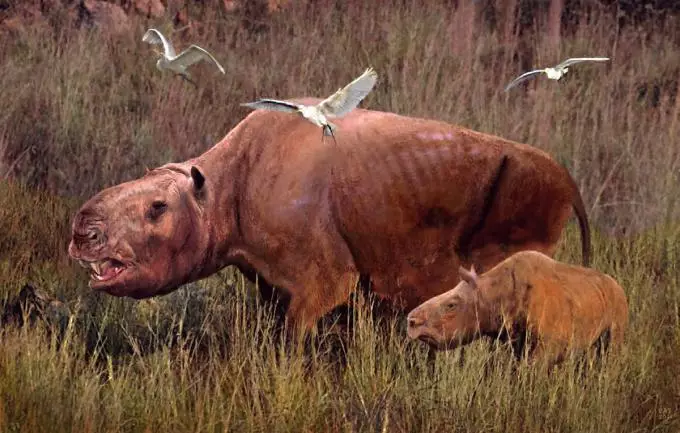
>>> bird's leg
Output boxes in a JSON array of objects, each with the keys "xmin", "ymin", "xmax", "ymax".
[
  {"xmin": 178, "ymin": 73, "xmax": 198, "ymax": 88},
  {"xmin": 329, "ymin": 127, "xmax": 338, "ymax": 146},
  {"xmin": 322, "ymin": 124, "xmax": 338, "ymax": 146}
]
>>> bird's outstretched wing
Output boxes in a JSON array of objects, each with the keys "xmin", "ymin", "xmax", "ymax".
[
  {"xmin": 504, "ymin": 69, "xmax": 546, "ymax": 92},
  {"xmin": 556, "ymin": 57, "xmax": 610, "ymax": 69},
  {"xmin": 142, "ymin": 28, "xmax": 175, "ymax": 58},
  {"xmin": 319, "ymin": 67, "xmax": 378, "ymax": 118},
  {"xmin": 241, "ymin": 99, "xmax": 301, "ymax": 113},
  {"xmin": 172, "ymin": 45, "xmax": 225, "ymax": 73}
]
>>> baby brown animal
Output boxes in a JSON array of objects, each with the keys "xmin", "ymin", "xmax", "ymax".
[
  {"xmin": 68, "ymin": 100, "xmax": 591, "ymax": 334},
  {"xmin": 407, "ymin": 250, "xmax": 628, "ymax": 365}
]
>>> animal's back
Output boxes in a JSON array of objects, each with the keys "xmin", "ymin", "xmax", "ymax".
[
  {"xmin": 509, "ymin": 251, "xmax": 628, "ymax": 350},
  {"xmin": 322, "ymin": 110, "xmax": 585, "ymax": 309}
]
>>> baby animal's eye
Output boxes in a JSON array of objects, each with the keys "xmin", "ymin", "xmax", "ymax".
[{"xmin": 445, "ymin": 302, "xmax": 458, "ymax": 310}]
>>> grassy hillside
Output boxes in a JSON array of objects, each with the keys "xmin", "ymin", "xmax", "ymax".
[{"xmin": 0, "ymin": 1, "xmax": 679, "ymax": 432}]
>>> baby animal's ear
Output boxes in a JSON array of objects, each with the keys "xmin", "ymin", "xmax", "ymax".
[{"xmin": 458, "ymin": 265, "xmax": 478, "ymax": 289}]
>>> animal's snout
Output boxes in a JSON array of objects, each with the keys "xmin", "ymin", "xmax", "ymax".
[
  {"xmin": 406, "ymin": 311, "xmax": 428, "ymax": 340},
  {"xmin": 408, "ymin": 316, "xmax": 426, "ymax": 328},
  {"xmin": 73, "ymin": 206, "xmax": 104, "ymax": 232},
  {"xmin": 73, "ymin": 218, "xmax": 105, "ymax": 241},
  {"xmin": 70, "ymin": 225, "xmax": 107, "ymax": 254},
  {"xmin": 70, "ymin": 208, "xmax": 108, "ymax": 257}
]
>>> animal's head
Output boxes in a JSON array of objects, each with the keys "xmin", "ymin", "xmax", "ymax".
[
  {"xmin": 406, "ymin": 266, "xmax": 486, "ymax": 349},
  {"xmin": 68, "ymin": 164, "xmax": 210, "ymax": 299}
]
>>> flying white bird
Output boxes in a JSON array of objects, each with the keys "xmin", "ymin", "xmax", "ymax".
[
  {"xmin": 142, "ymin": 28, "xmax": 225, "ymax": 86},
  {"xmin": 504, "ymin": 57, "xmax": 610, "ymax": 92},
  {"xmin": 240, "ymin": 67, "xmax": 379, "ymax": 143}
]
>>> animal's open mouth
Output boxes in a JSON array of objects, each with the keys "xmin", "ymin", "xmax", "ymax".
[
  {"xmin": 78, "ymin": 258, "xmax": 127, "ymax": 283},
  {"xmin": 418, "ymin": 334, "xmax": 461, "ymax": 351},
  {"xmin": 417, "ymin": 334, "xmax": 442, "ymax": 347}
]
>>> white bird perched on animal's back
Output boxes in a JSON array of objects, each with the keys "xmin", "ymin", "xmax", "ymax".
[
  {"xmin": 504, "ymin": 57, "xmax": 610, "ymax": 92},
  {"xmin": 142, "ymin": 28, "xmax": 225, "ymax": 86},
  {"xmin": 240, "ymin": 67, "xmax": 379, "ymax": 141}
]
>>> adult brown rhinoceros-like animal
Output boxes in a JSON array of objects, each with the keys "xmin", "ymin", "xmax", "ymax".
[
  {"xmin": 68, "ymin": 99, "xmax": 591, "ymax": 332},
  {"xmin": 406, "ymin": 250, "xmax": 628, "ymax": 365}
]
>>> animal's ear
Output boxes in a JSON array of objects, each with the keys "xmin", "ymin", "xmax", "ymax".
[
  {"xmin": 458, "ymin": 265, "xmax": 478, "ymax": 289},
  {"xmin": 190, "ymin": 166, "xmax": 205, "ymax": 190}
]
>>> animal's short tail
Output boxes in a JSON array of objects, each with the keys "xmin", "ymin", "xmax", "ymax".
[{"xmin": 565, "ymin": 170, "xmax": 592, "ymax": 267}]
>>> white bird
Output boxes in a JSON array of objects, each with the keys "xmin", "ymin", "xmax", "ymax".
[
  {"xmin": 504, "ymin": 57, "xmax": 610, "ymax": 92},
  {"xmin": 142, "ymin": 28, "xmax": 225, "ymax": 87},
  {"xmin": 240, "ymin": 67, "xmax": 379, "ymax": 142}
]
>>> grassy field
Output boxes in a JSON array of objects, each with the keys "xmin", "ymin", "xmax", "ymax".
[{"xmin": 1, "ymin": 0, "xmax": 679, "ymax": 431}]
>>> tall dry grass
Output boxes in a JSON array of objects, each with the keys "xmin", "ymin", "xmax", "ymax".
[
  {"xmin": 0, "ymin": 0, "xmax": 679, "ymax": 432},
  {"xmin": 0, "ymin": 227, "xmax": 678, "ymax": 432}
]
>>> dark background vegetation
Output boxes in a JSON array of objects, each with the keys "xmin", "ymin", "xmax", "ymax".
[{"xmin": 0, "ymin": 0, "xmax": 678, "ymax": 431}]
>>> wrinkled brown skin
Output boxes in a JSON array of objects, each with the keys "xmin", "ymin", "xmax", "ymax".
[
  {"xmin": 406, "ymin": 250, "xmax": 629, "ymax": 366},
  {"xmin": 68, "ymin": 98, "xmax": 591, "ymax": 333}
]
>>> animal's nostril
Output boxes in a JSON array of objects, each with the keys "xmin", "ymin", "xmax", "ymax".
[
  {"xmin": 73, "ymin": 224, "xmax": 105, "ymax": 245},
  {"xmin": 408, "ymin": 316, "xmax": 425, "ymax": 328}
]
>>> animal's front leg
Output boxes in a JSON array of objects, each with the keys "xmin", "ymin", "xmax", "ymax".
[
  {"xmin": 284, "ymin": 270, "xmax": 360, "ymax": 336},
  {"xmin": 526, "ymin": 340, "xmax": 564, "ymax": 374}
]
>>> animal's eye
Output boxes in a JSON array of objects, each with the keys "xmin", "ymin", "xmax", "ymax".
[
  {"xmin": 147, "ymin": 200, "xmax": 168, "ymax": 220},
  {"xmin": 446, "ymin": 302, "xmax": 458, "ymax": 310}
]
